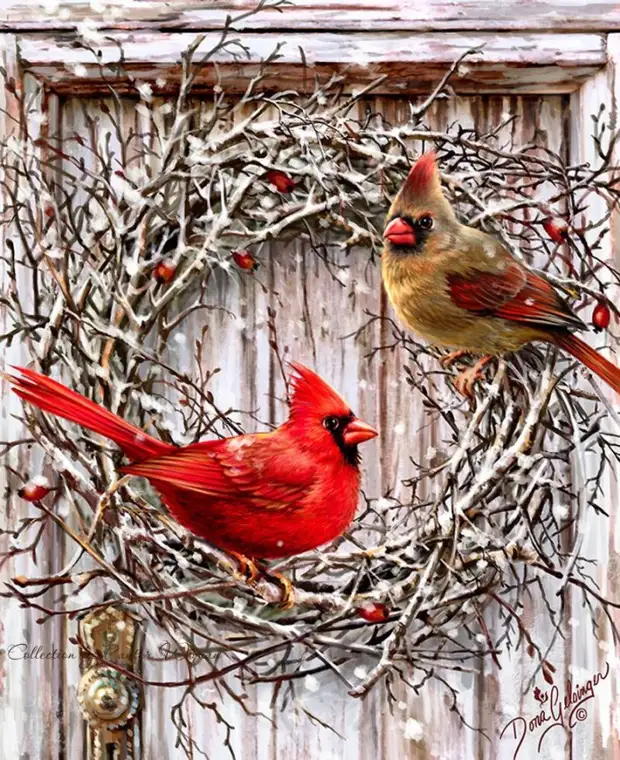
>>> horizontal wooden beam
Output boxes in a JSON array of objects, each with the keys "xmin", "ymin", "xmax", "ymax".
[
  {"xmin": 2, "ymin": 1, "xmax": 620, "ymax": 33},
  {"xmin": 18, "ymin": 32, "xmax": 606, "ymax": 96}
]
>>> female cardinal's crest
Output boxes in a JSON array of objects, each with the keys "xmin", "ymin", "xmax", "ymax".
[
  {"xmin": 288, "ymin": 362, "xmax": 351, "ymax": 419},
  {"xmin": 403, "ymin": 151, "xmax": 439, "ymax": 198}
]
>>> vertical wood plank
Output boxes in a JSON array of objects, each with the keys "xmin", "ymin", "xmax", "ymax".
[{"xmin": 568, "ymin": 35, "xmax": 620, "ymax": 760}]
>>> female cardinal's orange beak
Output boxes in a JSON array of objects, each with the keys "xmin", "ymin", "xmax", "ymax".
[
  {"xmin": 384, "ymin": 217, "xmax": 416, "ymax": 246},
  {"xmin": 342, "ymin": 418, "xmax": 378, "ymax": 446}
]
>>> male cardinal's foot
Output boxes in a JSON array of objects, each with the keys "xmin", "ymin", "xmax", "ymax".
[
  {"xmin": 265, "ymin": 569, "xmax": 295, "ymax": 609},
  {"xmin": 228, "ymin": 555, "xmax": 295, "ymax": 608},
  {"xmin": 440, "ymin": 350, "xmax": 471, "ymax": 368},
  {"xmin": 229, "ymin": 552, "xmax": 259, "ymax": 585},
  {"xmin": 453, "ymin": 356, "xmax": 493, "ymax": 398}
]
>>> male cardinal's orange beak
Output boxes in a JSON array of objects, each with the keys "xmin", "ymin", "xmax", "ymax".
[
  {"xmin": 342, "ymin": 418, "xmax": 378, "ymax": 446},
  {"xmin": 384, "ymin": 217, "xmax": 416, "ymax": 246}
]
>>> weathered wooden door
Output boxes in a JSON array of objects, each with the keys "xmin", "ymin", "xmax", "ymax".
[{"xmin": 1, "ymin": 3, "xmax": 619, "ymax": 759}]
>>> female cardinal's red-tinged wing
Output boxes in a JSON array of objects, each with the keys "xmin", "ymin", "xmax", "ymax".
[
  {"xmin": 121, "ymin": 433, "xmax": 314, "ymax": 507},
  {"xmin": 447, "ymin": 260, "xmax": 585, "ymax": 331}
]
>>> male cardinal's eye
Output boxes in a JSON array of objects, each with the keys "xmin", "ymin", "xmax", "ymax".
[
  {"xmin": 323, "ymin": 416, "xmax": 340, "ymax": 431},
  {"xmin": 418, "ymin": 215, "xmax": 433, "ymax": 230}
]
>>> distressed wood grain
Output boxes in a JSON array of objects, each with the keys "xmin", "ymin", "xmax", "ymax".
[
  {"xmin": 2, "ymin": 0, "xmax": 620, "ymax": 33},
  {"xmin": 16, "ymin": 32, "xmax": 605, "ymax": 96}
]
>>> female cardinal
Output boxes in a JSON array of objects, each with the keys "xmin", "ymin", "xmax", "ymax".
[
  {"xmin": 382, "ymin": 151, "xmax": 620, "ymax": 397},
  {"xmin": 7, "ymin": 363, "xmax": 377, "ymax": 606}
]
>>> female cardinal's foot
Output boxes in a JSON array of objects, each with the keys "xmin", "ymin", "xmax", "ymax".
[
  {"xmin": 453, "ymin": 356, "xmax": 493, "ymax": 398},
  {"xmin": 440, "ymin": 349, "xmax": 471, "ymax": 368}
]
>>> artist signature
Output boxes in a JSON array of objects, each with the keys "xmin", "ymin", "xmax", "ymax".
[{"xmin": 500, "ymin": 662, "xmax": 609, "ymax": 759}]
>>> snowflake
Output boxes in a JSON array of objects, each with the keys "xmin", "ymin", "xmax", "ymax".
[
  {"xmin": 42, "ymin": 0, "xmax": 59, "ymax": 13},
  {"xmin": 354, "ymin": 666, "xmax": 367, "ymax": 679},
  {"xmin": 69, "ymin": 63, "xmax": 88, "ymax": 78},
  {"xmin": 304, "ymin": 674, "xmax": 319, "ymax": 692},
  {"xmin": 137, "ymin": 82, "xmax": 153, "ymax": 102},
  {"xmin": 403, "ymin": 718, "xmax": 424, "ymax": 742},
  {"xmin": 77, "ymin": 19, "xmax": 105, "ymax": 44},
  {"xmin": 375, "ymin": 497, "xmax": 392, "ymax": 511}
]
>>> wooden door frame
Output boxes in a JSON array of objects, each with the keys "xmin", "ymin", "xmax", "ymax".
[{"xmin": 1, "ymin": 4, "xmax": 619, "ymax": 758}]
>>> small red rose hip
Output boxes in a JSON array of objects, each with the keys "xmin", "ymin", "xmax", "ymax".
[
  {"xmin": 592, "ymin": 301, "xmax": 611, "ymax": 331},
  {"xmin": 19, "ymin": 477, "xmax": 51, "ymax": 502},
  {"xmin": 232, "ymin": 250, "xmax": 258, "ymax": 271},
  {"xmin": 357, "ymin": 601, "xmax": 390, "ymax": 623},
  {"xmin": 265, "ymin": 170, "xmax": 296, "ymax": 194},
  {"xmin": 542, "ymin": 217, "xmax": 568, "ymax": 244},
  {"xmin": 153, "ymin": 260, "xmax": 176, "ymax": 284}
]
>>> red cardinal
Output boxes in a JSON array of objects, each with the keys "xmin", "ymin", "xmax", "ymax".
[
  {"xmin": 382, "ymin": 151, "xmax": 620, "ymax": 397},
  {"xmin": 7, "ymin": 363, "xmax": 377, "ymax": 605}
]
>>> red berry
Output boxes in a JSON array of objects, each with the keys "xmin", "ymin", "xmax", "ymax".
[
  {"xmin": 542, "ymin": 217, "xmax": 568, "ymax": 244},
  {"xmin": 232, "ymin": 250, "xmax": 258, "ymax": 271},
  {"xmin": 357, "ymin": 601, "xmax": 390, "ymax": 623},
  {"xmin": 592, "ymin": 301, "xmax": 611, "ymax": 331},
  {"xmin": 19, "ymin": 478, "xmax": 51, "ymax": 502},
  {"xmin": 265, "ymin": 170, "xmax": 296, "ymax": 194},
  {"xmin": 154, "ymin": 260, "xmax": 176, "ymax": 284}
]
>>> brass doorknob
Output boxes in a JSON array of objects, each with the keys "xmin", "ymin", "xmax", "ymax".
[{"xmin": 77, "ymin": 666, "xmax": 140, "ymax": 730}]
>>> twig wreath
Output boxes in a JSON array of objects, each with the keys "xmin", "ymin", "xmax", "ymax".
[{"xmin": 2, "ymin": 2, "xmax": 620, "ymax": 754}]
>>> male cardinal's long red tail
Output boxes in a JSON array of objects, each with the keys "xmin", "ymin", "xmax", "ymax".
[
  {"xmin": 553, "ymin": 334, "xmax": 620, "ymax": 395},
  {"xmin": 7, "ymin": 367, "xmax": 171, "ymax": 461}
]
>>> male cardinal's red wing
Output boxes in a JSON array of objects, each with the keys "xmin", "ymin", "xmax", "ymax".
[
  {"xmin": 120, "ymin": 434, "xmax": 312, "ymax": 508},
  {"xmin": 447, "ymin": 260, "xmax": 585, "ymax": 331}
]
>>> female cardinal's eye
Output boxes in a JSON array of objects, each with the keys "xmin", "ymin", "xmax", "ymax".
[
  {"xmin": 418, "ymin": 215, "xmax": 433, "ymax": 230},
  {"xmin": 323, "ymin": 416, "xmax": 340, "ymax": 431}
]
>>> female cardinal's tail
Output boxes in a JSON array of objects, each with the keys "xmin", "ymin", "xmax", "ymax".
[
  {"xmin": 554, "ymin": 333, "xmax": 620, "ymax": 395},
  {"xmin": 6, "ymin": 367, "xmax": 172, "ymax": 462}
]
